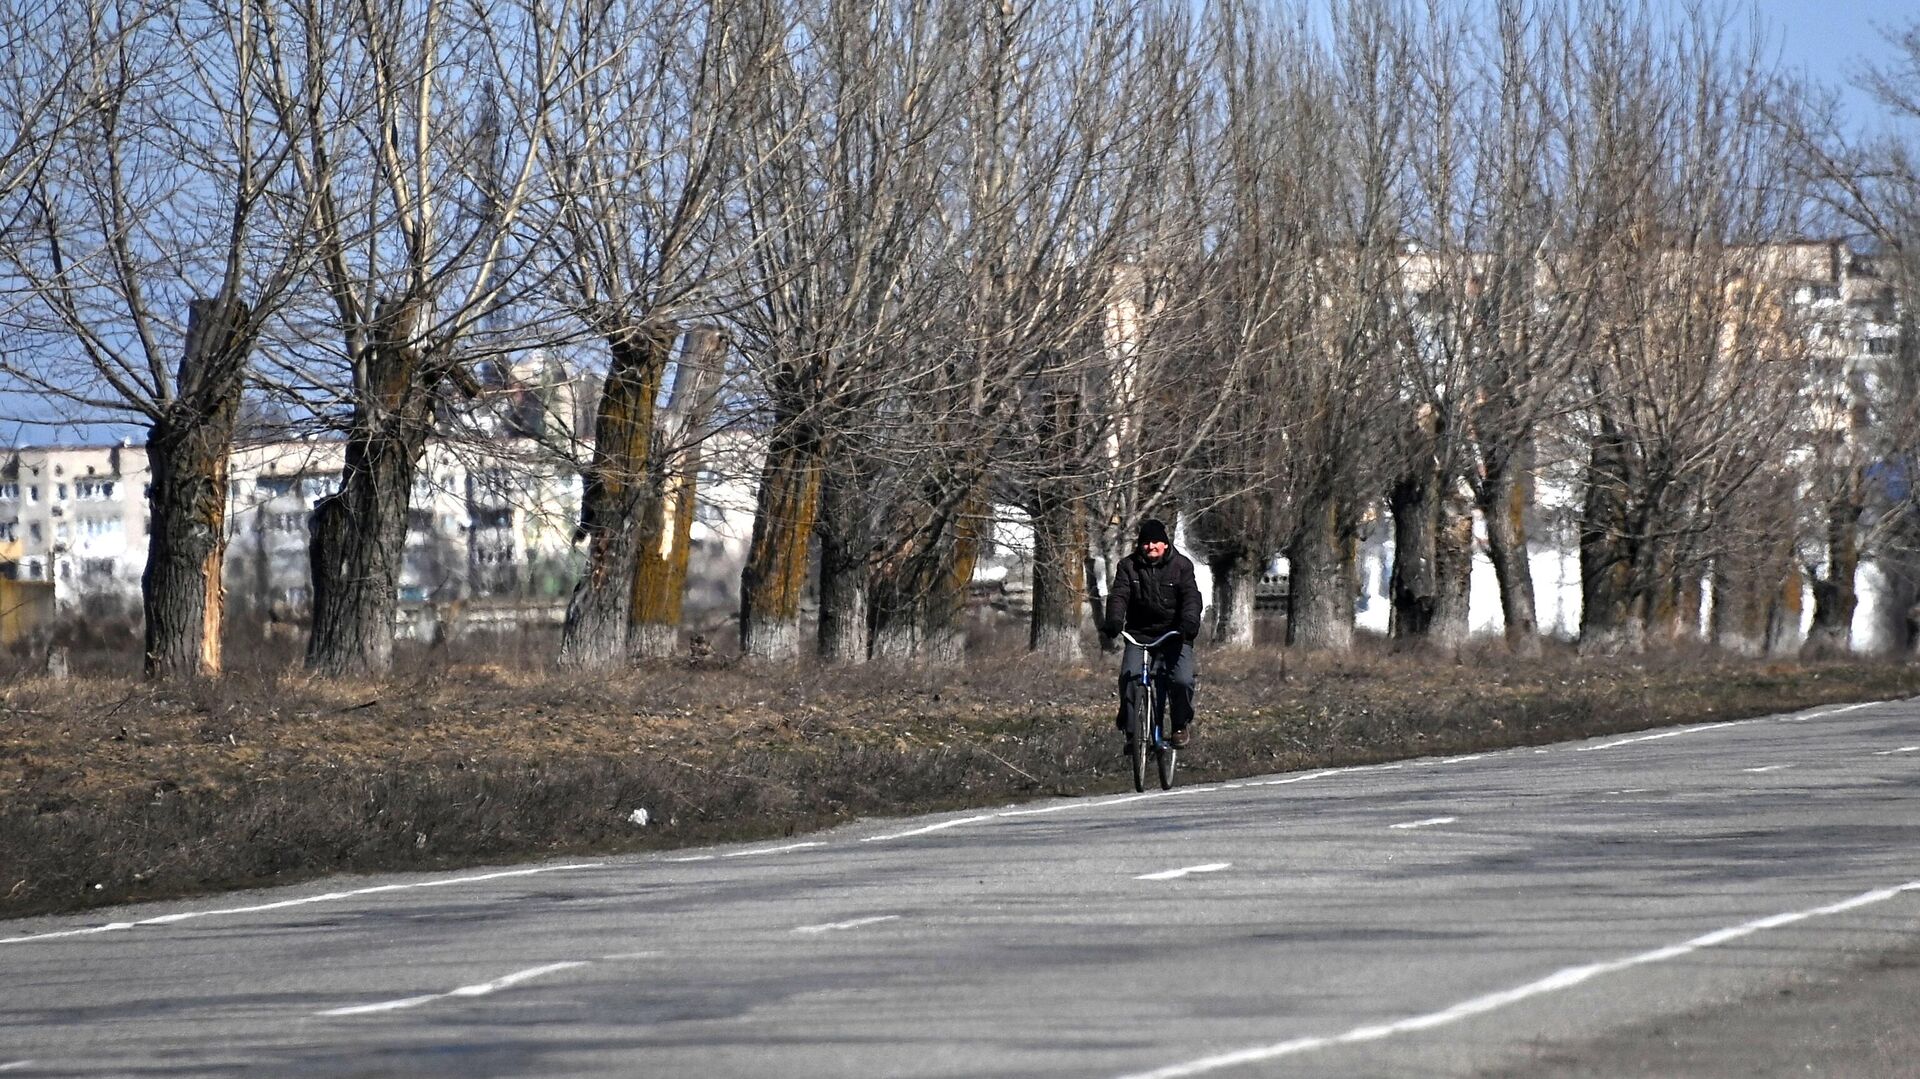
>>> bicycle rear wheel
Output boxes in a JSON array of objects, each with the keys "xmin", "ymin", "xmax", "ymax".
[{"xmin": 1128, "ymin": 683, "xmax": 1149, "ymax": 793}]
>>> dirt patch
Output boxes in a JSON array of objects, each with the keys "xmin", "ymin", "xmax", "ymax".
[{"xmin": 3, "ymin": 641, "xmax": 1916, "ymax": 919}]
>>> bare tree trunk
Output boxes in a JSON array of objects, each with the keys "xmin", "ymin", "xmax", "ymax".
[
  {"xmin": 1803, "ymin": 483, "xmax": 1862, "ymax": 658},
  {"xmin": 143, "ymin": 297, "xmax": 251, "ymax": 679},
  {"xmin": 1287, "ymin": 493, "xmax": 1354, "ymax": 652},
  {"xmin": 1431, "ymin": 489, "xmax": 1474, "ymax": 648},
  {"xmin": 1027, "ymin": 490, "xmax": 1087, "ymax": 661},
  {"xmin": 629, "ymin": 328, "xmax": 725, "ymax": 661},
  {"xmin": 1388, "ymin": 470, "xmax": 1438, "ymax": 642},
  {"xmin": 1710, "ymin": 557, "xmax": 1764, "ymax": 656},
  {"xmin": 1766, "ymin": 563, "xmax": 1806, "ymax": 656},
  {"xmin": 559, "ymin": 322, "xmax": 673, "ymax": 671},
  {"xmin": 307, "ymin": 301, "xmax": 434, "ymax": 678},
  {"xmin": 1206, "ymin": 540, "xmax": 1258, "ymax": 651},
  {"xmin": 1579, "ymin": 422, "xmax": 1639, "ymax": 654},
  {"xmin": 815, "ymin": 461, "xmax": 869, "ymax": 666},
  {"xmin": 870, "ymin": 498, "xmax": 983, "ymax": 666},
  {"xmin": 1479, "ymin": 451, "xmax": 1540, "ymax": 657},
  {"xmin": 740, "ymin": 418, "xmax": 823, "ymax": 661}
]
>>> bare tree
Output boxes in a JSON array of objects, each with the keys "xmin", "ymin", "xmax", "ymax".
[
  {"xmin": 729, "ymin": 0, "xmax": 975, "ymax": 662},
  {"xmin": 529, "ymin": 0, "xmax": 771, "ymax": 670},
  {"xmin": 1565, "ymin": 3, "xmax": 1808, "ymax": 654},
  {"xmin": 0, "ymin": 0, "xmax": 303, "ymax": 678},
  {"xmin": 254, "ymin": 0, "xmax": 571, "ymax": 675}
]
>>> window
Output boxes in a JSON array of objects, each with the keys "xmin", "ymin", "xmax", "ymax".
[
  {"xmin": 299, "ymin": 473, "xmax": 339, "ymax": 500},
  {"xmin": 407, "ymin": 509, "xmax": 435, "ymax": 533},
  {"xmin": 26, "ymin": 486, "xmax": 37, "ymax": 503},
  {"xmin": 55, "ymin": 484, "xmax": 67, "ymax": 500},
  {"xmin": 267, "ymin": 512, "xmax": 306, "ymax": 533},
  {"xmin": 75, "ymin": 479, "xmax": 114, "ymax": 501},
  {"xmin": 0, "ymin": 484, "xmax": 16, "ymax": 500},
  {"xmin": 471, "ymin": 507, "xmax": 512, "ymax": 529},
  {"xmin": 1867, "ymin": 338, "xmax": 1897, "ymax": 355},
  {"xmin": 80, "ymin": 557, "xmax": 114, "ymax": 578},
  {"xmin": 695, "ymin": 498, "xmax": 726, "ymax": 526},
  {"xmin": 79, "ymin": 517, "xmax": 124, "ymax": 537},
  {"xmin": 28, "ymin": 523, "xmax": 41, "ymax": 543},
  {"xmin": 256, "ymin": 475, "xmax": 296, "ymax": 498},
  {"xmin": 0, "ymin": 521, "xmax": 15, "ymax": 541},
  {"xmin": 23, "ymin": 559, "xmax": 40, "ymax": 580}
]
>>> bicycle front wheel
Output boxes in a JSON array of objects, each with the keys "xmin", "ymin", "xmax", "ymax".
[
  {"xmin": 1157, "ymin": 743, "xmax": 1176, "ymax": 789},
  {"xmin": 1128, "ymin": 683, "xmax": 1149, "ymax": 793}
]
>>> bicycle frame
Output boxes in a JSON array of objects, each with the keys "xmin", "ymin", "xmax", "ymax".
[{"xmin": 1119, "ymin": 629, "xmax": 1181, "ymax": 749}]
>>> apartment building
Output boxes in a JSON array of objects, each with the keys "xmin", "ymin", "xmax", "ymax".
[{"xmin": 0, "ymin": 433, "xmax": 760, "ymax": 624}]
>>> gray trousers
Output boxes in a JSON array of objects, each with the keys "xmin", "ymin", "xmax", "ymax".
[{"xmin": 1116, "ymin": 639, "xmax": 1196, "ymax": 733}]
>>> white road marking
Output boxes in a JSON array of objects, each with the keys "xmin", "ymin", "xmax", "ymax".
[
  {"xmin": 597, "ymin": 951, "xmax": 659, "ymax": 961},
  {"xmin": 863, "ymin": 816, "xmax": 995, "ymax": 842},
  {"xmin": 0, "ymin": 864, "xmax": 607, "ymax": 946},
  {"xmin": 1778, "ymin": 702, "xmax": 1877, "ymax": 723},
  {"xmin": 1113, "ymin": 878, "xmax": 1920, "ymax": 1079},
  {"xmin": 1136, "ymin": 863, "xmax": 1231, "ymax": 881},
  {"xmin": 1743, "ymin": 764, "xmax": 1794, "ymax": 773},
  {"xmin": 1389, "ymin": 817, "xmax": 1456, "ymax": 830},
  {"xmin": 318, "ymin": 961, "xmax": 591, "ymax": 1017},
  {"xmin": 722, "ymin": 842, "xmax": 824, "ymax": 858},
  {"xmin": 1576, "ymin": 722, "xmax": 1740, "ymax": 753},
  {"xmin": 1875, "ymin": 746, "xmax": 1920, "ymax": 756},
  {"xmin": 0, "ymin": 1062, "xmax": 34, "ymax": 1072},
  {"xmin": 792, "ymin": 915, "xmax": 901, "ymax": 934}
]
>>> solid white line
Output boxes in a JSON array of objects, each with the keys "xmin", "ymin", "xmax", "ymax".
[
  {"xmin": 1778, "ymin": 702, "xmax": 1877, "ymax": 724},
  {"xmin": 863, "ymin": 816, "xmax": 995, "ymax": 842},
  {"xmin": 722, "ymin": 842, "xmax": 824, "ymax": 858},
  {"xmin": 0, "ymin": 1062, "xmax": 34, "ymax": 1072},
  {"xmin": 1389, "ymin": 817, "xmax": 1457, "ymax": 830},
  {"xmin": 1136, "ymin": 863, "xmax": 1231, "ymax": 882},
  {"xmin": 792, "ymin": 915, "xmax": 901, "ymax": 934},
  {"xmin": 0, "ymin": 863, "xmax": 607, "ymax": 946},
  {"xmin": 1743, "ymin": 764, "xmax": 1794, "ymax": 773},
  {"xmin": 318, "ymin": 961, "xmax": 591, "ymax": 1017},
  {"xmin": 1576, "ymin": 722, "xmax": 1740, "ymax": 753},
  {"xmin": 1875, "ymin": 746, "xmax": 1920, "ymax": 756},
  {"xmin": 1112, "ymin": 879, "xmax": 1920, "ymax": 1079}
]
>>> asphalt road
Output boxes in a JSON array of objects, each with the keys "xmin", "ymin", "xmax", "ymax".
[{"xmin": 5, "ymin": 696, "xmax": 1920, "ymax": 1078}]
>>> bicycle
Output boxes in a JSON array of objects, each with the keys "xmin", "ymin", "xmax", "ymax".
[{"xmin": 1118, "ymin": 629, "xmax": 1181, "ymax": 792}]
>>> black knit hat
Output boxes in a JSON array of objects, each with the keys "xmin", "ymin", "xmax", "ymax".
[{"xmin": 1136, "ymin": 518, "xmax": 1170, "ymax": 545}]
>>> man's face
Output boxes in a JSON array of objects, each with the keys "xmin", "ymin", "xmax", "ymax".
[{"xmin": 1140, "ymin": 539, "xmax": 1168, "ymax": 561}]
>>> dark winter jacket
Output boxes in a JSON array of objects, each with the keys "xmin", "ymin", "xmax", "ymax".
[{"xmin": 1103, "ymin": 548, "xmax": 1203, "ymax": 643}]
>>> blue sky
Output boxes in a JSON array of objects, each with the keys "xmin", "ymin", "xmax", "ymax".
[{"xmin": 1755, "ymin": 0, "xmax": 1914, "ymax": 131}]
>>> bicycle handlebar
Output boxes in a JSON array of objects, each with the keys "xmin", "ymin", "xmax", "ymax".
[{"xmin": 1118, "ymin": 629, "xmax": 1183, "ymax": 649}]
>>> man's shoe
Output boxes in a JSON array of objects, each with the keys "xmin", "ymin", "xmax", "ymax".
[{"xmin": 1169, "ymin": 727, "xmax": 1191, "ymax": 749}]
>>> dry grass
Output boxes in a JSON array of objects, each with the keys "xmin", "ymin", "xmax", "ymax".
[{"xmin": 4, "ymin": 635, "xmax": 1917, "ymax": 919}]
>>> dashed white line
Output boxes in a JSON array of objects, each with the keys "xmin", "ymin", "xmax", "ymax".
[
  {"xmin": 1576, "ymin": 722, "xmax": 1740, "ymax": 752},
  {"xmin": 318, "ymin": 961, "xmax": 591, "ymax": 1017},
  {"xmin": 792, "ymin": 915, "xmax": 901, "ymax": 934},
  {"xmin": 1875, "ymin": 746, "xmax": 1920, "ymax": 756},
  {"xmin": 1389, "ymin": 817, "xmax": 1457, "ymax": 830},
  {"xmin": 1137, "ymin": 863, "xmax": 1231, "ymax": 881},
  {"xmin": 1743, "ymin": 764, "xmax": 1795, "ymax": 773},
  {"xmin": 0, "ymin": 863, "xmax": 607, "ymax": 946},
  {"xmin": 1113, "ymin": 878, "xmax": 1920, "ymax": 1079}
]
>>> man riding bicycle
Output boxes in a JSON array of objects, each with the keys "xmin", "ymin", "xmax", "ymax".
[{"xmin": 1102, "ymin": 518, "xmax": 1202, "ymax": 750}]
